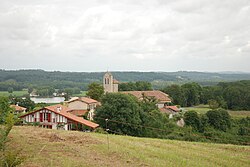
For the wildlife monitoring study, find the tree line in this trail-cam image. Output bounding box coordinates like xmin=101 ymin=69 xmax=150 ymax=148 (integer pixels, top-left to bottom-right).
xmin=1 ymin=69 xmax=250 ymax=91
xmin=161 ymin=80 xmax=250 ymax=110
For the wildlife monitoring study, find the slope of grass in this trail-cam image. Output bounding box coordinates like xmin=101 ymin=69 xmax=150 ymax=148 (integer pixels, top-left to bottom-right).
xmin=8 ymin=126 xmax=250 ymax=167
xmin=0 ymin=90 xmax=28 ymax=97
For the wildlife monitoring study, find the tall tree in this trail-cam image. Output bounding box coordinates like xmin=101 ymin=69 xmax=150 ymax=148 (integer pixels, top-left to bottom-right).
xmin=86 ymin=82 xmax=104 ymax=101
xmin=94 ymin=93 xmax=142 ymax=136
xmin=162 ymin=84 xmax=186 ymax=106
xmin=181 ymin=82 xmax=202 ymax=107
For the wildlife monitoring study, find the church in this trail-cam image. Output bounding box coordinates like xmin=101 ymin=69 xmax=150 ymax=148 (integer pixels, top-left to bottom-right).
xmin=103 ymin=72 xmax=119 ymax=93
xmin=103 ymin=72 xmax=173 ymax=110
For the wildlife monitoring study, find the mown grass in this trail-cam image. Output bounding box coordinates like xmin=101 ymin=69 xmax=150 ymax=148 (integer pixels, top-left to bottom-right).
xmin=184 ymin=105 xmax=250 ymax=118
xmin=8 ymin=126 xmax=250 ymax=167
xmin=0 ymin=90 xmax=28 ymax=97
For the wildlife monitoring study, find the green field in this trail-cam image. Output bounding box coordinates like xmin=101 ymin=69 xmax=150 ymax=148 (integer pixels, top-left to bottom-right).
xmin=8 ymin=126 xmax=250 ymax=167
xmin=72 ymin=91 xmax=87 ymax=97
xmin=0 ymin=90 xmax=28 ymax=97
xmin=184 ymin=105 xmax=250 ymax=118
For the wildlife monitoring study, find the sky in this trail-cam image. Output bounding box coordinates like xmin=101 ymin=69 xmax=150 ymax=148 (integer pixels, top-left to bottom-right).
xmin=0 ymin=0 xmax=250 ymax=72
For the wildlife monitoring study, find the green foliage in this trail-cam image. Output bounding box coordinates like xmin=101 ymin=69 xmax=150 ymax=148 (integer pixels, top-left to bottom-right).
xmin=95 ymin=93 xmax=142 ymax=136
xmin=184 ymin=111 xmax=201 ymax=131
xmin=161 ymin=84 xmax=186 ymax=106
xmin=36 ymin=86 xmax=54 ymax=97
xmin=0 ymin=97 xmax=12 ymax=124
xmin=10 ymin=97 xmax=35 ymax=111
xmin=139 ymin=110 xmax=175 ymax=138
xmin=139 ymin=94 xmax=158 ymax=113
xmin=119 ymin=81 xmax=152 ymax=91
xmin=206 ymin=109 xmax=231 ymax=132
xmin=181 ymin=82 xmax=202 ymax=107
xmin=95 ymin=127 xmax=108 ymax=134
xmin=208 ymin=99 xmax=219 ymax=109
xmin=7 ymin=87 xmax=13 ymax=94
xmin=237 ymin=117 xmax=250 ymax=136
xmin=63 ymin=87 xmax=81 ymax=96
xmin=86 ymin=82 xmax=104 ymax=101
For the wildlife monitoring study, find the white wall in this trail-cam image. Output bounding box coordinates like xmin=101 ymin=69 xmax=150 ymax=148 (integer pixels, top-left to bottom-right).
xmin=68 ymin=101 xmax=88 ymax=110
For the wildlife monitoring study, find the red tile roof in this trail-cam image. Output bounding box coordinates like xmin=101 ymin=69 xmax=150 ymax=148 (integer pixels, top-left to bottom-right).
xmin=113 ymin=79 xmax=119 ymax=84
xmin=68 ymin=97 xmax=98 ymax=104
xmin=165 ymin=106 xmax=180 ymax=112
xmin=160 ymin=106 xmax=180 ymax=113
xmin=20 ymin=104 xmax=99 ymax=129
xmin=67 ymin=109 xmax=89 ymax=116
xmin=10 ymin=105 xmax=26 ymax=111
xmin=121 ymin=91 xmax=171 ymax=102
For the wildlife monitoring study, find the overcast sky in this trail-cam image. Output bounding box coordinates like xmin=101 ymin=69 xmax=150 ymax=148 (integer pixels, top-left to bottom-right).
xmin=0 ymin=0 xmax=249 ymax=72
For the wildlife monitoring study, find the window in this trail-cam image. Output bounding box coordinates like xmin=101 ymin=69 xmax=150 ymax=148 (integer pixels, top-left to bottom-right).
xmin=44 ymin=113 xmax=48 ymax=121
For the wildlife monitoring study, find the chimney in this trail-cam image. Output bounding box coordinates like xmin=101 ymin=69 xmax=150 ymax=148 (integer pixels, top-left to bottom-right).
xmin=57 ymin=106 xmax=62 ymax=112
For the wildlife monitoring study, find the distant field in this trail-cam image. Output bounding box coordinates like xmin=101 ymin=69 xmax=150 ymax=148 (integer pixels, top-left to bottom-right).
xmin=8 ymin=126 xmax=250 ymax=167
xmin=184 ymin=105 xmax=250 ymax=118
xmin=0 ymin=90 xmax=28 ymax=97
xmin=72 ymin=91 xmax=87 ymax=97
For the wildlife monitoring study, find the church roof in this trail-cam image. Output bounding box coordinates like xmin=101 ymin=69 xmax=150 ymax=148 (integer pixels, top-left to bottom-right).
xmin=121 ymin=90 xmax=171 ymax=103
xmin=113 ymin=79 xmax=119 ymax=84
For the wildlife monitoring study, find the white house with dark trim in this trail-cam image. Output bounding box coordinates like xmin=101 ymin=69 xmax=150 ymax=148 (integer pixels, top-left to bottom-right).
xmin=20 ymin=104 xmax=99 ymax=130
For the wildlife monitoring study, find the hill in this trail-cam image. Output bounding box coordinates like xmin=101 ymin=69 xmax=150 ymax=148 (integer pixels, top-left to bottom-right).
xmin=1 ymin=69 xmax=250 ymax=91
xmin=9 ymin=126 xmax=250 ymax=167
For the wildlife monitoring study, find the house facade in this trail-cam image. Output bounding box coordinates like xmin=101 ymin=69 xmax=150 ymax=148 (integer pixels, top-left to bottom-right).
xmin=20 ymin=104 xmax=99 ymax=130
xmin=65 ymin=97 xmax=99 ymax=120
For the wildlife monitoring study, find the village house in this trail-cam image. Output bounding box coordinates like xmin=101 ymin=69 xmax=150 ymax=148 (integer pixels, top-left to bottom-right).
xmin=20 ymin=104 xmax=99 ymax=130
xmin=10 ymin=104 xmax=27 ymax=114
xmin=121 ymin=90 xmax=172 ymax=108
xmin=65 ymin=97 xmax=99 ymax=120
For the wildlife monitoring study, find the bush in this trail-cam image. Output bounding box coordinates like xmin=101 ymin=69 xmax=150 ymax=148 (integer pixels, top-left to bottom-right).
xmin=206 ymin=109 xmax=231 ymax=132
xmin=184 ymin=111 xmax=200 ymax=131
xmin=95 ymin=127 xmax=108 ymax=134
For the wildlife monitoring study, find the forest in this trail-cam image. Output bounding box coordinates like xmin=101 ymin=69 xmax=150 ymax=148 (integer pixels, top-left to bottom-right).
xmin=1 ymin=69 xmax=250 ymax=91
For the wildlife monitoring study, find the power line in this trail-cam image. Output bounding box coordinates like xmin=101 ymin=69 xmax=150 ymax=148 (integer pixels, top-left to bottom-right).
xmin=94 ymin=116 xmax=250 ymax=145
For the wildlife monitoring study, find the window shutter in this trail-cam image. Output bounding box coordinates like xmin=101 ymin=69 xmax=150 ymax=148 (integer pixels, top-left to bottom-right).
xmin=48 ymin=113 xmax=51 ymax=122
xmin=40 ymin=113 xmax=43 ymax=122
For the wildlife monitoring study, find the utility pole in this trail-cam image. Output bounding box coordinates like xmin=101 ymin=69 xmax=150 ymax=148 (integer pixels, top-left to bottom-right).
xmin=105 ymin=118 xmax=109 ymax=150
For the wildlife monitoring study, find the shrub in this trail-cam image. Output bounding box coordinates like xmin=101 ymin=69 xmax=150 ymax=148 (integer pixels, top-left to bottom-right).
xmin=206 ymin=109 xmax=231 ymax=132
xmin=184 ymin=111 xmax=200 ymax=131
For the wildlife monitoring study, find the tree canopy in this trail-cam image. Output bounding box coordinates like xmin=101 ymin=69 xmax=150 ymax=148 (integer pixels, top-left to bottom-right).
xmin=86 ymin=82 xmax=104 ymax=101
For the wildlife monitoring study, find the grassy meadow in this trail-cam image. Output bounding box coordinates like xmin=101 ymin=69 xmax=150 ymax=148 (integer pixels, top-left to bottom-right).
xmin=8 ymin=126 xmax=250 ymax=167
xmin=184 ymin=105 xmax=250 ymax=118
xmin=0 ymin=90 xmax=28 ymax=97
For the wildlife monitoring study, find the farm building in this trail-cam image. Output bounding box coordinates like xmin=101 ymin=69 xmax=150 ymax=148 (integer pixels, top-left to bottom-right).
xmin=121 ymin=90 xmax=172 ymax=108
xmin=20 ymin=104 xmax=99 ymax=131
xmin=65 ymin=97 xmax=99 ymax=120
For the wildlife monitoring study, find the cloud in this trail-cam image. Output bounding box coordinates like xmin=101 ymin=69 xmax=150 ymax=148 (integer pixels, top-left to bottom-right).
xmin=0 ymin=0 xmax=249 ymax=72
